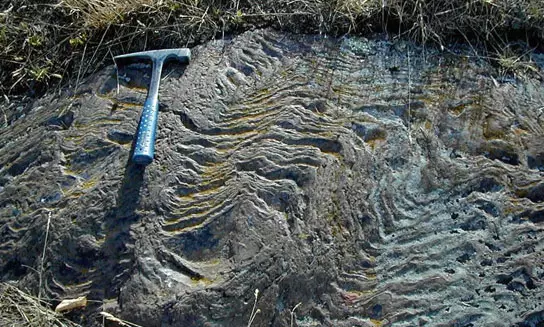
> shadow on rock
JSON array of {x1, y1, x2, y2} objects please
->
[{"x1": 98, "y1": 151, "x2": 146, "y2": 300}]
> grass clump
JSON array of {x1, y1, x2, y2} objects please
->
[
  {"x1": 0, "y1": 282, "x2": 82, "y2": 327},
  {"x1": 0, "y1": 0, "x2": 543, "y2": 100}
]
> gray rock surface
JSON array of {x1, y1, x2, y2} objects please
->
[{"x1": 1, "y1": 29, "x2": 543, "y2": 326}]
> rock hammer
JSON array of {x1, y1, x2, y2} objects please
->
[{"x1": 115, "y1": 48, "x2": 191, "y2": 165}]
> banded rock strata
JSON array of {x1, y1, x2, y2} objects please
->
[{"x1": 1, "y1": 29, "x2": 543, "y2": 326}]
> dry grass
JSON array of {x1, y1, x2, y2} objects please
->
[
  {"x1": 0, "y1": 0, "x2": 543, "y2": 100},
  {"x1": 0, "y1": 282, "x2": 82, "y2": 327},
  {"x1": 60, "y1": 0, "x2": 159, "y2": 27}
]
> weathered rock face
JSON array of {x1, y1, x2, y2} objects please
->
[{"x1": 1, "y1": 29, "x2": 543, "y2": 327}]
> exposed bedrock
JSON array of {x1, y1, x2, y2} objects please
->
[{"x1": 0, "y1": 30, "x2": 543, "y2": 326}]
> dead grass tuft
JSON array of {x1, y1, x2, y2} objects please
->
[
  {"x1": 0, "y1": 0, "x2": 543, "y2": 102},
  {"x1": 60, "y1": 0, "x2": 158, "y2": 28},
  {"x1": 0, "y1": 282, "x2": 82, "y2": 327}
]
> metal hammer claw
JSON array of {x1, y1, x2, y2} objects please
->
[{"x1": 115, "y1": 48, "x2": 191, "y2": 165}]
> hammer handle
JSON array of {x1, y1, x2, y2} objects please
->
[
  {"x1": 132, "y1": 60, "x2": 163, "y2": 165},
  {"x1": 132, "y1": 96, "x2": 159, "y2": 165}
]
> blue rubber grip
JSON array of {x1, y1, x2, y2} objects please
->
[{"x1": 132, "y1": 97, "x2": 159, "y2": 165}]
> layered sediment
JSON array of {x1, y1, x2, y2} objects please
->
[{"x1": 1, "y1": 30, "x2": 543, "y2": 326}]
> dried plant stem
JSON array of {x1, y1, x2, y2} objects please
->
[
  {"x1": 0, "y1": 282, "x2": 81, "y2": 327},
  {"x1": 1, "y1": 0, "x2": 543, "y2": 98},
  {"x1": 38, "y1": 211, "x2": 52, "y2": 303},
  {"x1": 247, "y1": 288, "x2": 261, "y2": 327},
  {"x1": 290, "y1": 302, "x2": 302, "y2": 327}
]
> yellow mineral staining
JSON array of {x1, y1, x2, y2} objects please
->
[
  {"x1": 319, "y1": 130, "x2": 337, "y2": 140},
  {"x1": 227, "y1": 110, "x2": 277, "y2": 126},
  {"x1": 298, "y1": 233, "x2": 310, "y2": 239},
  {"x1": 176, "y1": 193, "x2": 195, "y2": 201},
  {"x1": 60, "y1": 279, "x2": 93, "y2": 290},
  {"x1": 370, "y1": 319, "x2": 384, "y2": 326},
  {"x1": 193, "y1": 185, "x2": 227, "y2": 198},
  {"x1": 366, "y1": 138, "x2": 385, "y2": 151},
  {"x1": 330, "y1": 224, "x2": 341, "y2": 237},
  {"x1": 219, "y1": 128, "x2": 260, "y2": 138},
  {"x1": 81, "y1": 178, "x2": 97, "y2": 189},
  {"x1": 168, "y1": 207, "x2": 217, "y2": 225},
  {"x1": 66, "y1": 191, "x2": 85, "y2": 198},
  {"x1": 483, "y1": 117, "x2": 507, "y2": 139},
  {"x1": 515, "y1": 189, "x2": 529, "y2": 199},
  {"x1": 168, "y1": 187, "x2": 233, "y2": 225},
  {"x1": 63, "y1": 134, "x2": 86, "y2": 143},
  {"x1": 113, "y1": 101, "x2": 142, "y2": 110},
  {"x1": 348, "y1": 289, "x2": 373, "y2": 297},
  {"x1": 190, "y1": 276, "x2": 214, "y2": 286},
  {"x1": 201, "y1": 162, "x2": 230, "y2": 176},
  {"x1": 236, "y1": 87, "x2": 272, "y2": 106},
  {"x1": 7, "y1": 224, "x2": 26, "y2": 232},
  {"x1": 367, "y1": 129, "x2": 387, "y2": 142},
  {"x1": 448, "y1": 102, "x2": 468, "y2": 116},
  {"x1": 79, "y1": 267, "x2": 97, "y2": 274},
  {"x1": 512, "y1": 127, "x2": 528, "y2": 137},
  {"x1": 248, "y1": 91, "x2": 276, "y2": 114},
  {"x1": 163, "y1": 221, "x2": 209, "y2": 235},
  {"x1": 326, "y1": 209, "x2": 338, "y2": 222},
  {"x1": 175, "y1": 195, "x2": 224, "y2": 216},
  {"x1": 209, "y1": 258, "x2": 221, "y2": 265},
  {"x1": 196, "y1": 176, "x2": 229, "y2": 192},
  {"x1": 365, "y1": 272, "x2": 377, "y2": 280},
  {"x1": 94, "y1": 118, "x2": 124, "y2": 125},
  {"x1": 424, "y1": 120, "x2": 432, "y2": 130},
  {"x1": 62, "y1": 168, "x2": 79, "y2": 176}
]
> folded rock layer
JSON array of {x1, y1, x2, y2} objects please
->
[{"x1": 0, "y1": 29, "x2": 543, "y2": 326}]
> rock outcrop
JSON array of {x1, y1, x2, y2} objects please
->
[{"x1": 1, "y1": 29, "x2": 543, "y2": 326}]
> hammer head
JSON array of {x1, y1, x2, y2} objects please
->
[{"x1": 114, "y1": 48, "x2": 191, "y2": 63}]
